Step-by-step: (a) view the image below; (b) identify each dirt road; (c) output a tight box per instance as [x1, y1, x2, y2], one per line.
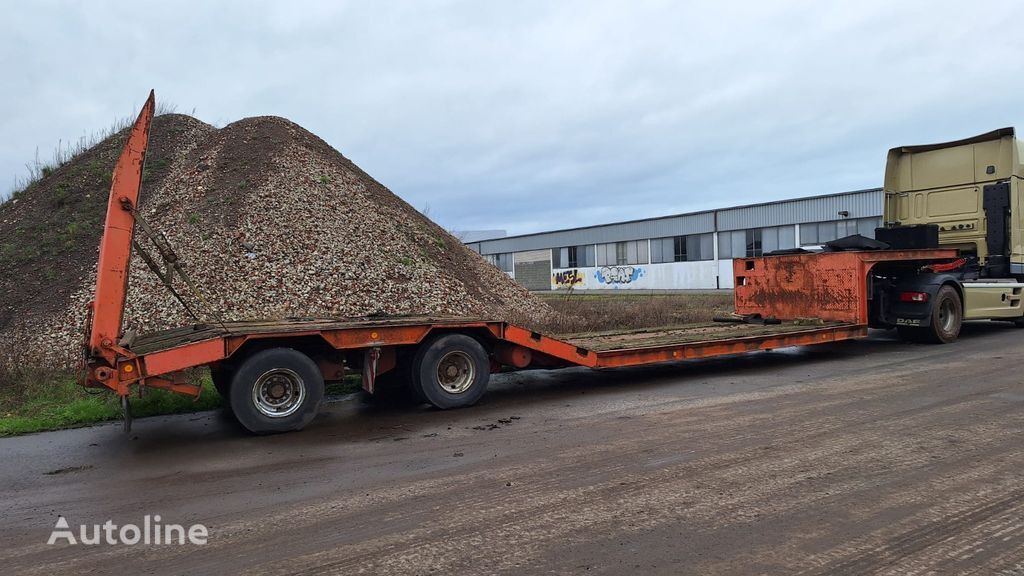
[2, 323, 1022, 575]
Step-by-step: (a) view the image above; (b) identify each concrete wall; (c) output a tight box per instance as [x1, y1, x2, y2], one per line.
[514, 249, 552, 291]
[718, 260, 736, 289]
[552, 261, 719, 291]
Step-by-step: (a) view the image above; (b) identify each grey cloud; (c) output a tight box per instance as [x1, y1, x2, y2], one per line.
[2, 0, 1023, 235]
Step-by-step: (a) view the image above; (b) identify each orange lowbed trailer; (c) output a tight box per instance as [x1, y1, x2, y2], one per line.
[81, 94, 958, 433]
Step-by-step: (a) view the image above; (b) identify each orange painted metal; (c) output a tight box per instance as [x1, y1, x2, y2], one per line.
[103, 317, 873, 398]
[732, 249, 957, 324]
[591, 324, 867, 368]
[223, 322, 500, 357]
[493, 343, 533, 368]
[142, 376, 203, 398]
[140, 338, 226, 377]
[501, 324, 598, 367]
[88, 91, 155, 367]
[111, 294, 887, 402]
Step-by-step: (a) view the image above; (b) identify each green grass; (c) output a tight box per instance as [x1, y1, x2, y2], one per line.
[0, 368, 365, 436]
[325, 376, 363, 397]
[0, 369, 223, 436]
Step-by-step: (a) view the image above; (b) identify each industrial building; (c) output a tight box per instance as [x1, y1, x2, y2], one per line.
[465, 188, 884, 291]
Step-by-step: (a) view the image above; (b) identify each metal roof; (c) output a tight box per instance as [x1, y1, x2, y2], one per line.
[468, 188, 883, 255]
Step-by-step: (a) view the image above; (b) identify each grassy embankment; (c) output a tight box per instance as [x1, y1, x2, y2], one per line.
[0, 368, 222, 436]
[0, 367, 368, 436]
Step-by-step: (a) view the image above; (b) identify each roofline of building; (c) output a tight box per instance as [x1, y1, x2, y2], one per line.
[468, 187, 883, 245]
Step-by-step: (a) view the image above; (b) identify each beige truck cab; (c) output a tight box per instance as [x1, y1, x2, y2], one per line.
[883, 128, 1024, 323]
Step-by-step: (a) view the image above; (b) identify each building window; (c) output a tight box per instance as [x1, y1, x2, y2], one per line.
[857, 217, 881, 237]
[720, 227, 796, 259]
[552, 245, 595, 268]
[651, 233, 714, 263]
[596, 240, 648, 266]
[800, 217, 882, 246]
[758, 225, 797, 254]
[485, 252, 514, 272]
[718, 230, 743, 260]
[745, 229, 763, 257]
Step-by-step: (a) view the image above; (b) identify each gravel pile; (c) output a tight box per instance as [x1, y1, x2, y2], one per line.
[0, 114, 550, 368]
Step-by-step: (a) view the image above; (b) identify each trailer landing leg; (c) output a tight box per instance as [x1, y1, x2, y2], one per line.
[121, 395, 132, 433]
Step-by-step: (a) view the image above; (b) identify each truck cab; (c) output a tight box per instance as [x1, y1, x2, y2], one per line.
[875, 128, 1024, 338]
[884, 127, 1024, 277]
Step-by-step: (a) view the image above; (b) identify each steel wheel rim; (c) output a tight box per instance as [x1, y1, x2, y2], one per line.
[252, 368, 305, 418]
[939, 299, 957, 332]
[436, 351, 475, 394]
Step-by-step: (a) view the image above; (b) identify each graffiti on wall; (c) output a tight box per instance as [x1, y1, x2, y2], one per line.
[595, 266, 644, 285]
[553, 269, 585, 288]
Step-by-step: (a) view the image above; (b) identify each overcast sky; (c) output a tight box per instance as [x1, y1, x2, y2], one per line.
[3, 1, 1023, 235]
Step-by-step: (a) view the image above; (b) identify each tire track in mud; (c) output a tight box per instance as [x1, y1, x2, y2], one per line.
[244, 369, 1022, 574]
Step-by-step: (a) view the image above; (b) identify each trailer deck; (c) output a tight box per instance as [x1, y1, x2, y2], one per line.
[561, 321, 852, 351]
[126, 316, 866, 381]
[130, 316, 487, 355]
[131, 317, 855, 357]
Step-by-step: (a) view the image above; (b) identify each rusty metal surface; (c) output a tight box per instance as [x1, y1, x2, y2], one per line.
[563, 321, 849, 352]
[501, 321, 864, 370]
[733, 249, 958, 324]
[591, 324, 867, 368]
[133, 314, 864, 382]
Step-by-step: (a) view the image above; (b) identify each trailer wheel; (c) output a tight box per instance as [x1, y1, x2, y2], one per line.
[229, 348, 324, 434]
[210, 365, 233, 398]
[411, 334, 490, 409]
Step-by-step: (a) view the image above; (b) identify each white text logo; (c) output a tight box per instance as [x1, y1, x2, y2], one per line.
[47, 515, 208, 545]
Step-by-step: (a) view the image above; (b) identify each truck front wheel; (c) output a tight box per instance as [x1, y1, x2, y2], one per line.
[229, 348, 324, 434]
[900, 285, 962, 344]
[411, 334, 490, 409]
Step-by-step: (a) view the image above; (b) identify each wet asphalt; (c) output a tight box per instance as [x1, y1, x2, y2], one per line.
[1, 322, 1022, 575]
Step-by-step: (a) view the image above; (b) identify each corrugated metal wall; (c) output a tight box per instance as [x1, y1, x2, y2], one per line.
[474, 212, 715, 254]
[472, 189, 883, 256]
[716, 189, 883, 231]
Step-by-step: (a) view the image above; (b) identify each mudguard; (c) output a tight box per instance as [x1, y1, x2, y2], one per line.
[886, 273, 962, 328]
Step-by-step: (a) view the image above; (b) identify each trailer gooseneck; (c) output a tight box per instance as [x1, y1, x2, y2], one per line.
[80, 94, 1015, 434]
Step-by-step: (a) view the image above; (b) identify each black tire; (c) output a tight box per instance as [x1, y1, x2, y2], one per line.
[229, 348, 324, 434]
[1013, 316, 1024, 328]
[210, 365, 233, 398]
[210, 364, 235, 415]
[923, 285, 963, 344]
[411, 334, 490, 409]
